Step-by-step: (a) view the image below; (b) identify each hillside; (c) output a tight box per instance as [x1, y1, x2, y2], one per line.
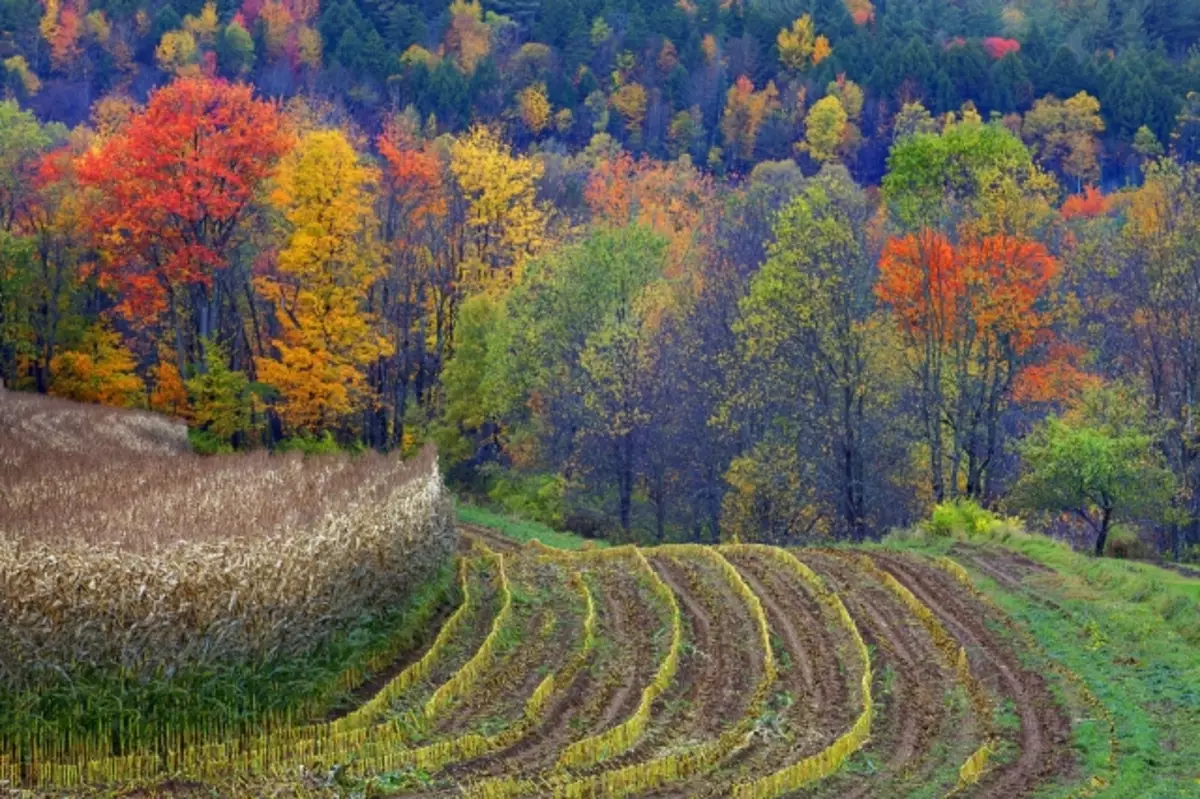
[2, 395, 1197, 797]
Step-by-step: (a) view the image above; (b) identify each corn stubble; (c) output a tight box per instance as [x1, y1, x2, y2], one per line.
[0, 390, 457, 769]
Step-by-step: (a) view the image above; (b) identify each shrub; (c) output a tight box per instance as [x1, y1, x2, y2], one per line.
[1103, 525, 1153, 560]
[925, 499, 1001, 538]
[277, 430, 344, 455]
[483, 466, 566, 528]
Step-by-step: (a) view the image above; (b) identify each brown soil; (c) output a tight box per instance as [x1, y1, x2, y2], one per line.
[610, 549, 769, 798]
[674, 547, 855, 795]
[432, 556, 583, 737]
[797, 549, 971, 799]
[461, 523, 524, 555]
[325, 581, 460, 722]
[451, 550, 669, 782]
[376, 555, 504, 725]
[868, 551, 1074, 799]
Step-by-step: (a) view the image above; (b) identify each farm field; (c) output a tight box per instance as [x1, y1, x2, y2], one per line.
[2, 394, 1199, 797]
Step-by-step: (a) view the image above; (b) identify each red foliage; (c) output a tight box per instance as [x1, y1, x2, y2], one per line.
[377, 130, 447, 229]
[1013, 341, 1099, 403]
[877, 230, 1058, 355]
[1061, 185, 1112, 219]
[982, 37, 1021, 59]
[76, 76, 290, 322]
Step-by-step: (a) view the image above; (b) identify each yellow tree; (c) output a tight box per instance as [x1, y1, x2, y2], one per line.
[517, 82, 552, 136]
[1021, 91, 1105, 189]
[445, 0, 490, 74]
[803, 95, 850, 162]
[49, 320, 144, 408]
[256, 129, 390, 434]
[449, 125, 547, 291]
[610, 82, 648, 137]
[777, 15, 831, 72]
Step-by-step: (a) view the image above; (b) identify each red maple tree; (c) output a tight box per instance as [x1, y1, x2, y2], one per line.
[77, 76, 290, 323]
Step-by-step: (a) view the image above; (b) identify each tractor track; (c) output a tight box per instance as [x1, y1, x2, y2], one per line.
[799, 549, 970, 799]
[868, 551, 1074, 798]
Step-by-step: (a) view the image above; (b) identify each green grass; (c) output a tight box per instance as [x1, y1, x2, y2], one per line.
[456, 502, 607, 550]
[882, 529, 1200, 798]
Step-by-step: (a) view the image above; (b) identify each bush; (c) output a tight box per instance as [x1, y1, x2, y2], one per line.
[277, 430, 344, 455]
[188, 426, 234, 455]
[483, 466, 566, 529]
[1104, 525, 1153, 560]
[563, 508, 618, 540]
[924, 499, 1002, 538]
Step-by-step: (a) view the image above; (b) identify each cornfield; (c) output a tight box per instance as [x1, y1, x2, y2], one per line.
[0, 391, 456, 767]
[1, 393, 1114, 797]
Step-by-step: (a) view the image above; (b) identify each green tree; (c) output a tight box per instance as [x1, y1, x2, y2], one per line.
[1014, 386, 1176, 556]
[882, 116, 1055, 235]
[187, 340, 253, 449]
[726, 166, 883, 539]
[803, 95, 849, 163]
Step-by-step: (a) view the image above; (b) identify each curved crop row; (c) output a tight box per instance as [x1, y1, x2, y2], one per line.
[424, 548, 515, 719]
[935, 556, 1118, 797]
[552, 547, 683, 770]
[544, 545, 777, 799]
[854, 554, 996, 792]
[724, 545, 874, 799]
[341, 563, 599, 778]
[21, 547, 509, 788]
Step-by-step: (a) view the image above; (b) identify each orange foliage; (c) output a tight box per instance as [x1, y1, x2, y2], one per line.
[149, 359, 190, 416]
[585, 153, 713, 281]
[378, 130, 447, 228]
[845, 0, 874, 25]
[1012, 341, 1099, 403]
[1061, 185, 1112, 219]
[49, 321, 144, 408]
[76, 76, 290, 323]
[877, 230, 1058, 355]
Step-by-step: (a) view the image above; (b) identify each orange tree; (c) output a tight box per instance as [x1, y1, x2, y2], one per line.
[76, 76, 290, 377]
[877, 230, 1062, 501]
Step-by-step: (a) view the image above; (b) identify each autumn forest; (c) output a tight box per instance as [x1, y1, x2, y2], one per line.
[3, 0, 1200, 559]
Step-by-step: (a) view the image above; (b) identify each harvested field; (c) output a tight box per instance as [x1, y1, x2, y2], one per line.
[7, 398, 1200, 797]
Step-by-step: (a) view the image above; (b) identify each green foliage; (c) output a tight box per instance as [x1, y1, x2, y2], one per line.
[1013, 386, 1177, 555]
[882, 118, 1052, 231]
[482, 465, 566, 528]
[277, 430, 345, 455]
[1102, 524, 1153, 560]
[186, 340, 254, 448]
[925, 499, 1003, 538]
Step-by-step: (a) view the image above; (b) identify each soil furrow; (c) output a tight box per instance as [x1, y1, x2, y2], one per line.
[868, 552, 1073, 799]
[452, 553, 665, 781]
[432, 557, 582, 737]
[797, 549, 972, 799]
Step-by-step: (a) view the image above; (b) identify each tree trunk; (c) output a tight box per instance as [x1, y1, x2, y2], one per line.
[1093, 506, 1113, 557]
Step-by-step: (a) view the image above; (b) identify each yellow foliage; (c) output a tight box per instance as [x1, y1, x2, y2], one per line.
[297, 26, 322, 69]
[610, 82, 648, 134]
[778, 15, 830, 71]
[182, 1, 218, 43]
[154, 30, 199, 75]
[446, 0, 490, 74]
[257, 129, 389, 433]
[450, 126, 547, 290]
[518, 82, 552, 135]
[49, 322, 144, 408]
[3, 55, 41, 95]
